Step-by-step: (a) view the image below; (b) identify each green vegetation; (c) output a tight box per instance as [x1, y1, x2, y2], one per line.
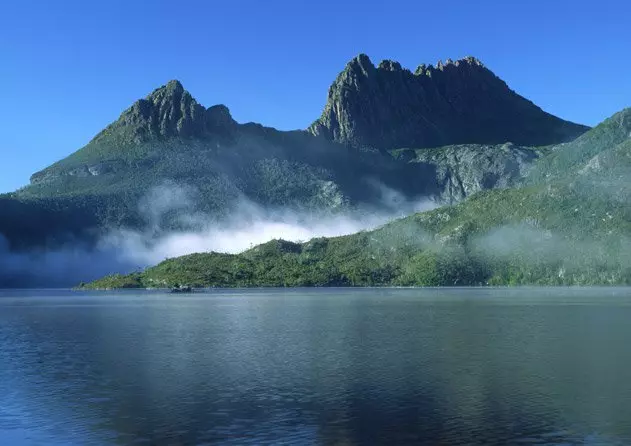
[81, 109, 631, 289]
[81, 183, 631, 289]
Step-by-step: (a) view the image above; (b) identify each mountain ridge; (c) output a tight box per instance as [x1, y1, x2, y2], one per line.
[0, 55, 595, 286]
[23, 56, 568, 212]
[309, 54, 588, 150]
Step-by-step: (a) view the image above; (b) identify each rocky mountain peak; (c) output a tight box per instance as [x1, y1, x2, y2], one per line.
[309, 55, 589, 150]
[151, 79, 185, 96]
[348, 53, 375, 74]
[92, 80, 237, 145]
[206, 104, 234, 127]
[460, 56, 485, 67]
[377, 59, 404, 72]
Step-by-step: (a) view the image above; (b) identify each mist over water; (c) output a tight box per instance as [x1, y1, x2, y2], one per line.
[2, 175, 630, 287]
[108, 192, 436, 266]
[0, 233, 131, 287]
[0, 183, 436, 287]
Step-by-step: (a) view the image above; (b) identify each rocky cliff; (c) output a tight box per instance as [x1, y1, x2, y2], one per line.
[401, 143, 539, 204]
[309, 55, 588, 150]
[99, 79, 236, 143]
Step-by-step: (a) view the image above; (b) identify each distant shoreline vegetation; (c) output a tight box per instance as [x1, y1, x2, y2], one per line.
[78, 179, 631, 290]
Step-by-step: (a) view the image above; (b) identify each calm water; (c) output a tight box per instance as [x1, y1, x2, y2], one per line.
[2, 288, 631, 445]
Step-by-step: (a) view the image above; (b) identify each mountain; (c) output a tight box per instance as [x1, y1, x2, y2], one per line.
[23, 79, 423, 203]
[8, 81, 426, 247]
[1, 55, 595, 289]
[309, 55, 588, 150]
[84, 107, 631, 288]
[4, 59, 577, 251]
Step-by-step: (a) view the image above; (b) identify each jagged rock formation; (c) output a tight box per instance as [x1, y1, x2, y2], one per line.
[309, 54, 588, 150]
[29, 81, 238, 185]
[101, 80, 236, 143]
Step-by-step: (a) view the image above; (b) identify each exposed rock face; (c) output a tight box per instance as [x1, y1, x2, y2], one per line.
[92, 80, 237, 145]
[309, 54, 588, 150]
[408, 143, 539, 204]
[206, 104, 235, 130]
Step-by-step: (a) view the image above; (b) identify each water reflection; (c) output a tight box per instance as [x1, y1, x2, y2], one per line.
[1, 288, 631, 444]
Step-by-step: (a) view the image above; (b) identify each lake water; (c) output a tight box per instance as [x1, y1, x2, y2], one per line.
[2, 288, 631, 445]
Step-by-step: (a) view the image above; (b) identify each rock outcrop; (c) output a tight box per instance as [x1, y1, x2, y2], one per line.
[90, 80, 237, 145]
[408, 143, 539, 204]
[309, 54, 588, 150]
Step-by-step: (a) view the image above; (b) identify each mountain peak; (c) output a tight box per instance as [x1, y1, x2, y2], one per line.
[117, 80, 205, 141]
[345, 53, 376, 76]
[90, 81, 236, 145]
[377, 59, 404, 71]
[166, 79, 184, 90]
[144, 79, 187, 103]
[206, 104, 236, 130]
[352, 53, 373, 66]
[309, 54, 588, 149]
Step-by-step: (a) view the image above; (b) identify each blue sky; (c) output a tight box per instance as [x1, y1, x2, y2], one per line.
[1, 0, 630, 193]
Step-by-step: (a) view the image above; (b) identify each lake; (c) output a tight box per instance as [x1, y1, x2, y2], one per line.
[1, 288, 631, 445]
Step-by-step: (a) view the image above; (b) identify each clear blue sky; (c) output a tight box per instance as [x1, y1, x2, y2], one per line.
[1, 0, 630, 193]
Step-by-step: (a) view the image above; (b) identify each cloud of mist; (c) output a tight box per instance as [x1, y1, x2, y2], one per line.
[470, 222, 631, 283]
[0, 182, 437, 287]
[0, 233, 135, 287]
[103, 182, 437, 266]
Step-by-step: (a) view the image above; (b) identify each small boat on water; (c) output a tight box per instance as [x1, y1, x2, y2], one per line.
[170, 285, 193, 293]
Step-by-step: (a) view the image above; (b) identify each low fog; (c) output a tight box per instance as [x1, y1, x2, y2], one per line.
[0, 182, 436, 287]
[471, 222, 631, 282]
